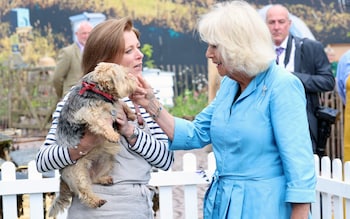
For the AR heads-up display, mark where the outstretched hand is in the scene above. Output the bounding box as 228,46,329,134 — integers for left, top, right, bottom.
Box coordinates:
130,75,155,107
131,75,175,140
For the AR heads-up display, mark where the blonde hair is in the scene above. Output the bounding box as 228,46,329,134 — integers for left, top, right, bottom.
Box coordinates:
197,1,275,77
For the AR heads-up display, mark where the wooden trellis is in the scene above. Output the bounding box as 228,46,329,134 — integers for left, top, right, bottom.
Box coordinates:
7,66,57,131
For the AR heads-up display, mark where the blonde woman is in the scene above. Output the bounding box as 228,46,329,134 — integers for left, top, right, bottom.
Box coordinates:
132,1,316,218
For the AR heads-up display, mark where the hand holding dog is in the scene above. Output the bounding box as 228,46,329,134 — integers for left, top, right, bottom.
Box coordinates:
69,130,105,161
115,106,135,139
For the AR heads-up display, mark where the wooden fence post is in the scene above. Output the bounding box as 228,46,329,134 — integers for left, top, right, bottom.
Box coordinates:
183,153,198,219
332,159,343,219
321,157,332,218
1,161,19,218
28,160,45,218
312,155,321,219
345,162,350,219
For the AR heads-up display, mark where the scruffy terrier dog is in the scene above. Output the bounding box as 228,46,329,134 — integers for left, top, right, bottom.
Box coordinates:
49,62,137,217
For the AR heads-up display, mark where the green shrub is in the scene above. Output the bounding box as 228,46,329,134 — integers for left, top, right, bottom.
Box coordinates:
168,89,208,120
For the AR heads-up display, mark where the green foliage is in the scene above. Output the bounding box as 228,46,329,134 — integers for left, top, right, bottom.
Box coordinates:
104,0,208,33
0,25,57,66
23,27,57,65
285,3,350,42
0,65,9,119
141,43,155,68
168,89,208,119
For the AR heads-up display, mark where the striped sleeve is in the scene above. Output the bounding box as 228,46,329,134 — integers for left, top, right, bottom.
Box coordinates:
125,96,174,171
35,93,75,173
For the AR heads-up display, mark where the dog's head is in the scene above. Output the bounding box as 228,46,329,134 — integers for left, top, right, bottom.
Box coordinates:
81,62,137,100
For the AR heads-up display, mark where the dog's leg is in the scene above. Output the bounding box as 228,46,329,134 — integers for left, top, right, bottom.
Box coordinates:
120,101,137,121
79,105,121,143
61,159,107,209
90,151,116,185
94,175,114,185
48,177,74,217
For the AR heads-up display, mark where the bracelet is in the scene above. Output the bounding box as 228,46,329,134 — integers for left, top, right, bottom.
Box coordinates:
74,145,87,156
152,105,162,119
147,98,162,119
79,151,88,156
126,126,139,141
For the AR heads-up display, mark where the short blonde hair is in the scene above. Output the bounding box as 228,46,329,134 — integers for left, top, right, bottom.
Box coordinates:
197,1,275,77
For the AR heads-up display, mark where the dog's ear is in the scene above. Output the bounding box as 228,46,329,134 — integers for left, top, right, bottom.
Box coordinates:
93,62,137,98
93,62,117,91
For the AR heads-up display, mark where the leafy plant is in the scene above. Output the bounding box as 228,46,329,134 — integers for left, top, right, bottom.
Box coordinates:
141,43,155,68
168,89,208,120
0,25,56,66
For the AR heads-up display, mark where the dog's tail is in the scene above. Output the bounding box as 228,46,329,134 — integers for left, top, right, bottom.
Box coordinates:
48,178,73,217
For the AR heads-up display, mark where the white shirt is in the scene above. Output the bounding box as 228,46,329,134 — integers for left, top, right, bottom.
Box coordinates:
275,36,295,72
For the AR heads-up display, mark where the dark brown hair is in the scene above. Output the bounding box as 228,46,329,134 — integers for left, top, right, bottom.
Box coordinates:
81,17,140,74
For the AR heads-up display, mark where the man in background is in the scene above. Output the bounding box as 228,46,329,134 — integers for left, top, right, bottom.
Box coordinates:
324,45,338,77
53,20,93,98
265,4,335,156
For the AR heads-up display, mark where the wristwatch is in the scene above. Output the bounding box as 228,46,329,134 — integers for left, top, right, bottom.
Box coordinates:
126,127,139,141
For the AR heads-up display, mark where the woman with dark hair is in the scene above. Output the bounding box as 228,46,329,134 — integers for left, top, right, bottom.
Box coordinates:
36,17,174,219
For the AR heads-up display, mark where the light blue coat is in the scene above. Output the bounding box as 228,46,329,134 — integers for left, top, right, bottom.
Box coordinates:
170,63,316,219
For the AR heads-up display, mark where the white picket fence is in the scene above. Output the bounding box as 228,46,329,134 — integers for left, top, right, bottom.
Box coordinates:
313,155,350,219
0,153,349,219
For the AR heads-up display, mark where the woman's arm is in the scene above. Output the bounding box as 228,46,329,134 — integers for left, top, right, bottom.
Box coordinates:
35,92,100,172
271,72,316,210
145,98,175,140
35,96,74,172
131,76,214,151
118,98,174,171
291,203,310,219
131,76,176,140
128,125,174,171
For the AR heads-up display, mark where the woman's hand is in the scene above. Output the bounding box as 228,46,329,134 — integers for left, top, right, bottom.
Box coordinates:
131,75,175,139
115,104,134,137
69,130,105,161
130,75,154,108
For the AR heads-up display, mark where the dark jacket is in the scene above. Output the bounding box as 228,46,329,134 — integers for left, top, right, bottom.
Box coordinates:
285,35,335,152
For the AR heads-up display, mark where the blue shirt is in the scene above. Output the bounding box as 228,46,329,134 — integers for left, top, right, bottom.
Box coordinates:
337,50,350,105
170,63,316,219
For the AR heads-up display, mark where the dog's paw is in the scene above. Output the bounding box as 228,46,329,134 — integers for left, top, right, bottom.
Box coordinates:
97,199,107,208
105,133,120,143
128,113,137,121
87,199,107,208
97,175,114,185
